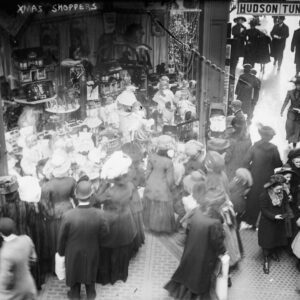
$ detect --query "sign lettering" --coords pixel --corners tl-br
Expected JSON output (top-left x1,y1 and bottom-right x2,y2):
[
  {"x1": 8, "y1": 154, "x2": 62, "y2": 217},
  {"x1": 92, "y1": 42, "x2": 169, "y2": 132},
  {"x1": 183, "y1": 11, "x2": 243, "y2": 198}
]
[{"x1": 238, "y1": 1, "x2": 300, "y2": 15}]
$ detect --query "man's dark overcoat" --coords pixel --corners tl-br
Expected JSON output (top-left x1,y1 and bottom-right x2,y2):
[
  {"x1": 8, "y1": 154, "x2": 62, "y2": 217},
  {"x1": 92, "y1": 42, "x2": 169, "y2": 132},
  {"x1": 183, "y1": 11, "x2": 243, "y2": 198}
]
[{"x1": 57, "y1": 204, "x2": 108, "y2": 287}]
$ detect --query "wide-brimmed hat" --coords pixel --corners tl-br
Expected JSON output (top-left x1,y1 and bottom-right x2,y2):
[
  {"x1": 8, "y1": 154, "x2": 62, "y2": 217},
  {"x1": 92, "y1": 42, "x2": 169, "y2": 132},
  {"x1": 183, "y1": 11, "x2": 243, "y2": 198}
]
[
  {"x1": 157, "y1": 135, "x2": 176, "y2": 151},
  {"x1": 75, "y1": 180, "x2": 93, "y2": 200},
  {"x1": 235, "y1": 168, "x2": 253, "y2": 186},
  {"x1": 288, "y1": 148, "x2": 300, "y2": 160},
  {"x1": 204, "y1": 151, "x2": 225, "y2": 173},
  {"x1": 264, "y1": 174, "x2": 286, "y2": 189},
  {"x1": 183, "y1": 170, "x2": 206, "y2": 194},
  {"x1": 278, "y1": 16, "x2": 285, "y2": 20},
  {"x1": 275, "y1": 164, "x2": 296, "y2": 176},
  {"x1": 204, "y1": 188, "x2": 227, "y2": 207},
  {"x1": 185, "y1": 140, "x2": 205, "y2": 157},
  {"x1": 18, "y1": 176, "x2": 41, "y2": 203},
  {"x1": 101, "y1": 151, "x2": 132, "y2": 180},
  {"x1": 116, "y1": 90, "x2": 137, "y2": 107},
  {"x1": 122, "y1": 142, "x2": 144, "y2": 162},
  {"x1": 88, "y1": 147, "x2": 106, "y2": 165},
  {"x1": 207, "y1": 138, "x2": 230, "y2": 153},
  {"x1": 233, "y1": 16, "x2": 246, "y2": 23},
  {"x1": 258, "y1": 125, "x2": 275, "y2": 138},
  {"x1": 50, "y1": 150, "x2": 71, "y2": 178}
]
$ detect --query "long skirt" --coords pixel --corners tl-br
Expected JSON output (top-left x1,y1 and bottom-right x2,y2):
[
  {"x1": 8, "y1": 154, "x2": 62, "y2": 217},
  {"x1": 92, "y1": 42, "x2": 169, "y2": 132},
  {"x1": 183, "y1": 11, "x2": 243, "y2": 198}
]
[
  {"x1": 143, "y1": 197, "x2": 176, "y2": 234},
  {"x1": 97, "y1": 242, "x2": 136, "y2": 285},
  {"x1": 48, "y1": 218, "x2": 62, "y2": 273},
  {"x1": 132, "y1": 211, "x2": 145, "y2": 252},
  {"x1": 286, "y1": 115, "x2": 300, "y2": 144},
  {"x1": 223, "y1": 224, "x2": 241, "y2": 267},
  {"x1": 164, "y1": 280, "x2": 218, "y2": 300}
]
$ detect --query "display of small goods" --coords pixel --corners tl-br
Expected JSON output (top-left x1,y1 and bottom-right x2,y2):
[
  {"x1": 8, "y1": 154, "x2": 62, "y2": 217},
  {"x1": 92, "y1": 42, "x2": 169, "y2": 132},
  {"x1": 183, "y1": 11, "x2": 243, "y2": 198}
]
[
  {"x1": 45, "y1": 87, "x2": 80, "y2": 113},
  {"x1": 18, "y1": 80, "x2": 56, "y2": 102},
  {"x1": 5, "y1": 128, "x2": 21, "y2": 154},
  {"x1": 99, "y1": 72, "x2": 125, "y2": 97},
  {"x1": 12, "y1": 47, "x2": 47, "y2": 84},
  {"x1": 13, "y1": 47, "x2": 44, "y2": 70}
]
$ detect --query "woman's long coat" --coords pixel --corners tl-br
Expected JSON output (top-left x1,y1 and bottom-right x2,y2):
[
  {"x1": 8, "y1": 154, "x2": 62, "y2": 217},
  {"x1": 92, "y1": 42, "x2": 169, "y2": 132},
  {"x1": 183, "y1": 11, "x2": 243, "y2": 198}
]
[
  {"x1": 243, "y1": 140, "x2": 282, "y2": 226},
  {"x1": 258, "y1": 190, "x2": 288, "y2": 249},
  {"x1": 168, "y1": 209, "x2": 225, "y2": 295},
  {"x1": 281, "y1": 89, "x2": 300, "y2": 143},
  {"x1": 291, "y1": 28, "x2": 300, "y2": 65},
  {"x1": 57, "y1": 205, "x2": 108, "y2": 286}
]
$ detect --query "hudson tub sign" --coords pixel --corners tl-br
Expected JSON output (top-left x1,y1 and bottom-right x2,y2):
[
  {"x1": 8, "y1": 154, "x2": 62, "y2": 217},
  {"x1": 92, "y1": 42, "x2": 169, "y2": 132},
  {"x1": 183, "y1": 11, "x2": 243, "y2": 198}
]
[{"x1": 238, "y1": 0, "x2": 300, "y2": 15}]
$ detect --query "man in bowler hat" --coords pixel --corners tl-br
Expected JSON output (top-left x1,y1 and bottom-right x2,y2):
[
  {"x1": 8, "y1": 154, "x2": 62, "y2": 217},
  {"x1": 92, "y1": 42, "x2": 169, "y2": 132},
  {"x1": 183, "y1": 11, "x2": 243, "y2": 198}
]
[
  {"x1": 291, "y1": 20, "x2": 300, "y2": 76},
  {"x1": 271, "y1": 16, "x2": 289, "y2": 71},
  {"x1": 57, "y1": 179, "x2": 109, "y2": 300}
]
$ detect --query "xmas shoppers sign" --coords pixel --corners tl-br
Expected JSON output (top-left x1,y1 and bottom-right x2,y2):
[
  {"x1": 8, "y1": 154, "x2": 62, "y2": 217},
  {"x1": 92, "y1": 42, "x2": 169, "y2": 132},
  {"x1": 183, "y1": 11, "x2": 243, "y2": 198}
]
[
  {"x1": 17, "y1": 3, "x2": 99, "y2": 14},
  {"x1": 237, "y1": 0, "x2": 300, "y2": 15}
]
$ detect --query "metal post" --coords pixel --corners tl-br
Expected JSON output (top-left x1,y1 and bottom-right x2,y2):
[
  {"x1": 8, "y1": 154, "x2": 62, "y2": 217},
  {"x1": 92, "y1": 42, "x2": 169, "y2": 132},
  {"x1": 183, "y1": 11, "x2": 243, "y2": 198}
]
[{"x1": 0, "y1": 86, "x2": 8, "y2": 176}]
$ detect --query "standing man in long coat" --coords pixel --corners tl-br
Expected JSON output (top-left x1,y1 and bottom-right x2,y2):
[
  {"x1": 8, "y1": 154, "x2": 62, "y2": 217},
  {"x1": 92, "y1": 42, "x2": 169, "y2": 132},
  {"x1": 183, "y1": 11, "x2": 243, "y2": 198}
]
[
  {"x1": 271, "y1": 16, "x2": 289, "y2": 71},
  {"x1": 291, "y1": 20, "x2": 300, "y2": 76},
  {"x1": 243, "y1": 125, "x2": 282, "y2": 228},
  {"x1": 231, "y1": 16, "x2": 247, "y2": 72},
  {"x1": 57, "y1": 180, "x2": 109, "y2": 300},
  {"x1": 235, "y1": 64, "x2": 259, "y2": 123}
]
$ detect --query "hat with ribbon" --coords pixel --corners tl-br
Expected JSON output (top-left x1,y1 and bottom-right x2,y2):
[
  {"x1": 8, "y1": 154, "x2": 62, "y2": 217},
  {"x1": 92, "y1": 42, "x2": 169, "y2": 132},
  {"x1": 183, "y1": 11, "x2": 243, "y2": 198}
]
[
  {"x1": 18, "y1": 176, "x2": 41, "y2": 203},
  {"x1": 288, "y1": 148, "x2": 300, "y2": 160},
  {"x1": 157, "y1": 135, "x2": 176, "y2": 151},
  {"x1": 183, "y1": 170, "x2": 206, "y2": 194},
  {"x1": 185, "y1": 140, "x2": 205, "y2": 157},
  {"x1": 50, "y1": 150, "x2": 71, "y2": 178},
  {"x1": 207, "y1": 138, "x2": 230, "y2": 153},
  {"x1": 116, "y1": 90, "x2": 137, "y2": 107},
  {"x1": 204, "y1": 151, "x2": 225, "y2": 173},
  {"x1": 275, "y1": 164, "x2": 296, "y2": 176},
  {"x1": 264, "y1": 174, "x2": 286, "y2": 189},
  {"x1": 101, "y1": 151, "x2": 132, "y2": 180},
  {"x1": 235, "y1": 168, "x2": 253, "y2": 186}
]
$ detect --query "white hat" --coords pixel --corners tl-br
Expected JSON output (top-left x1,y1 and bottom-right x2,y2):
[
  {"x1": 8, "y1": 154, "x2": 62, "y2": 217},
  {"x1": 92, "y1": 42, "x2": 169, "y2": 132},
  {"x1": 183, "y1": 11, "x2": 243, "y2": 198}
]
[
  {"x1": 116, "y1": 90, "x2": 137, "y2": 107},
  {"x1": 50, "y1": 150, "x2": 71, "y2": 178},
  {"x1": 88, "y1": 147, "x2": 107, "y2": 164},
  {"x1": 18, "y1": 176, "x2": 41, "y2": 203},
  {"x1": 101, "y1": 151, "x2": 132, "y2": 180}
]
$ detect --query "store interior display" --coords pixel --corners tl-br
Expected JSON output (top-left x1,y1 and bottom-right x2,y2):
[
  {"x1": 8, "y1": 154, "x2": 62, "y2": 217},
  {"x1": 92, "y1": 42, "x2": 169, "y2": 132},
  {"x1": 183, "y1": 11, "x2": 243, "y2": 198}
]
[{"x1": 0, "y1": 5, "x2": 202, "y2": 184}]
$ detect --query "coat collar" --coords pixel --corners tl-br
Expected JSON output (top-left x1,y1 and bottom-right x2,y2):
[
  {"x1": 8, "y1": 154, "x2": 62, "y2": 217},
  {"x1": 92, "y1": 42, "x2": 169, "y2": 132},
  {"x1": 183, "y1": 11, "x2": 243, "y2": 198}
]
[{"x1": 77, "y1": 203, "x2": 91, "y2": 208}]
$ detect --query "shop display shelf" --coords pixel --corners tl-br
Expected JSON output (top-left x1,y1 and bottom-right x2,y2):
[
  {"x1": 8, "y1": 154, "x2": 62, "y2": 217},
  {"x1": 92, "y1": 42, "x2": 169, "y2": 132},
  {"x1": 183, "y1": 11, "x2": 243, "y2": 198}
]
[
  {"x1": 14, "y1": 95, "x2": 57, "y2": 105},
  {"x1": 45, "y1": 104, "x2": 80, "y2": 114}
]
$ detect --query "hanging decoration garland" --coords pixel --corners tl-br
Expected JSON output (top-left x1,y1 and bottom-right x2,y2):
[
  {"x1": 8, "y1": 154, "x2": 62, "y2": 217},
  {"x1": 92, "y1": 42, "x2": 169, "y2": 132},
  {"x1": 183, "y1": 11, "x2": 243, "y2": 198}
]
[
  {"x1": 148, "y1": 10, "x2": 252, "y2": 88},
  {"x1": 167, "y1": 10, "x2": 200, "y2": 76}
]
